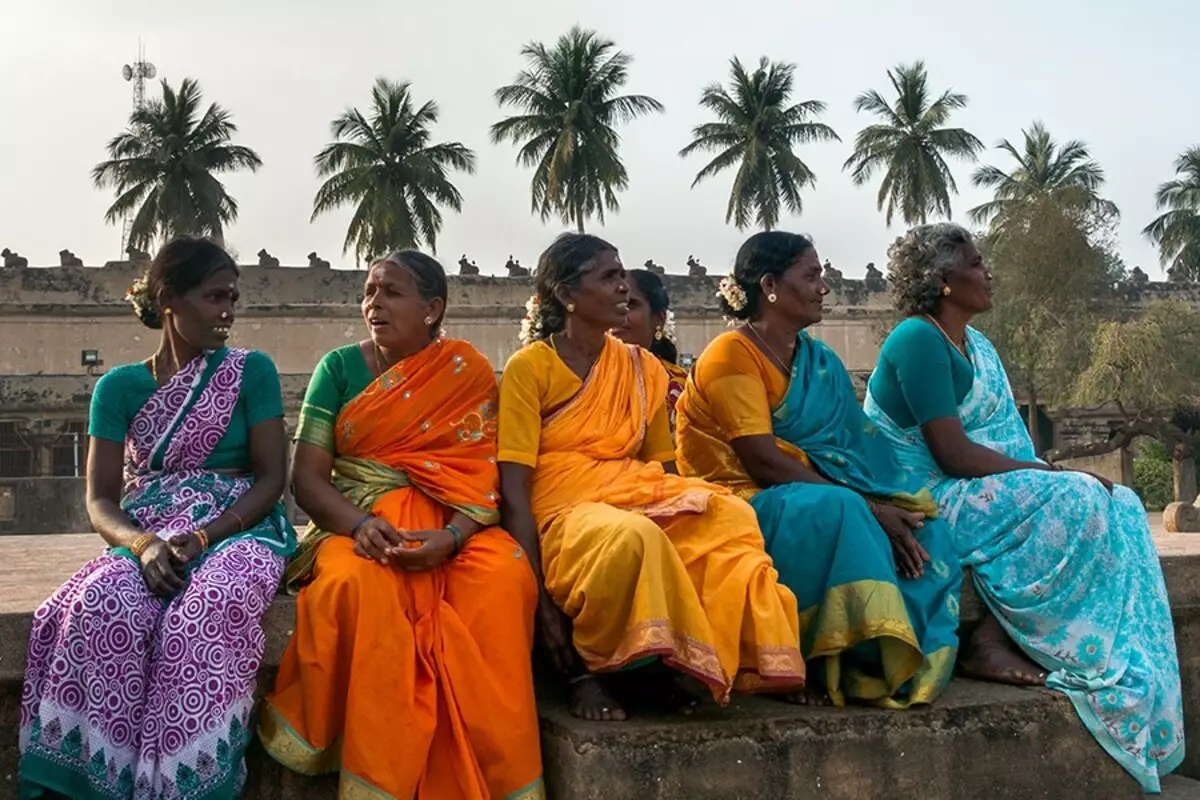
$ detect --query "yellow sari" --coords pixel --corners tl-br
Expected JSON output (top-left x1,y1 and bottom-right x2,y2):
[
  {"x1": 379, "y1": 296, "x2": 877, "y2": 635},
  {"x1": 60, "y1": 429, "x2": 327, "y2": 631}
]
[{"x1": 497, "y1": 335, "x2": 804, "y2": 699}]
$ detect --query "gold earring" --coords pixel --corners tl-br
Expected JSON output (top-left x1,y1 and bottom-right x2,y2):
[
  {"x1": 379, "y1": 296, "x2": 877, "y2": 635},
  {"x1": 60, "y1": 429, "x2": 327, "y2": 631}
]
[
  {"x1": 424, "y1": 316, "x2": 434, "y2": 325},
  {"x1": 654, "y1": 326, "x2": 665, "y2": 341},
  {"x1": 942, "y1": 286, "x2": 952, "y2": 296},
  {"x1": 566, "y1": 303, "x2": 576, "y2": 313},
  {"x1": 163, "y1": 308, "x2": 171, "y2": 315},
  {"x1": 767, "y1": 293, "x2": 778, "y2": 304}
]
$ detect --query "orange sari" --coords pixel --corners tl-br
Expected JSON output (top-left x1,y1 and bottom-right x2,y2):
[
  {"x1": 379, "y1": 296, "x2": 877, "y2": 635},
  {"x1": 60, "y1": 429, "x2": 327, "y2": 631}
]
[
  {"x1": 260, "y1": 339, "x2": 543, "y2": 800},
  {"x1": 498, "y1": 336, "x2": 804, "y2": 700}
]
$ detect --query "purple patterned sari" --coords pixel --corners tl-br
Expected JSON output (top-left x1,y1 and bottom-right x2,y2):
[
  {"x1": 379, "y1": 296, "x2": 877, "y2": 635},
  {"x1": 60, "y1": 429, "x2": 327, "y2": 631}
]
[{"x1": 19, "y1": 348, "x2": 296, "y2": 800}]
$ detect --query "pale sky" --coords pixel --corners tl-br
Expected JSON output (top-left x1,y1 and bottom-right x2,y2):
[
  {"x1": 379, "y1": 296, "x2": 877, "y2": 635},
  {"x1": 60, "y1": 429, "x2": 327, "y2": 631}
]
[{"x1": 1, "y1": 0, "x2": 1194, "y2": 277}]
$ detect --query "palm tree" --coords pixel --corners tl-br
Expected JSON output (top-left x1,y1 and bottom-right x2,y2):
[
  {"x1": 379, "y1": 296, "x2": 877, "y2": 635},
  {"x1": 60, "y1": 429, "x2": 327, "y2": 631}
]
[
  {"x1": 312, "y1": 78, "x2": 475, "y2": 262},
  {"x1": 843, "y1": 61, "x2": 983, "y2": 226},
  {"x1": 491, "y1": 26, "x2": 663, "y2": 232},
  {"x1": 679, "y1": 57, "x2": 839, "y2": 231},
  {"x1": 968, "y1": 121, "x2": 1119, "y2": 227},
  {"x1": 92, "y1": 78, "x2": 261, "y2": 250},
  {"x1": 1143, "y1": 146, "x2": 1200, "y2": 281}
]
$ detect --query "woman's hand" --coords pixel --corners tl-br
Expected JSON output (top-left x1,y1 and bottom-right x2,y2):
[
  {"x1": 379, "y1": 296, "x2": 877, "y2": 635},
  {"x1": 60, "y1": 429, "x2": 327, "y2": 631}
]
[
  {"x1": 388, "y1": 529, "x2": 457, "y2": 571},
  {"x1": 353, "y1": 516, "x2": 405, "y2": 565},
  {"x1": 1065, "y1": 468, "x2": 1114, "y2": 494},
  {"x1": 535, "y1": 591, "x2": 576, "y2": 674},
  {"x1": 139, "y1": 539, "x2": 185, "y2": 597},
  {"x1": 871, "y1": 502, "x2": 930, "y2": 580},
  {"x1": 167, "y1": 532, "x2": 205, "y2": 566}
]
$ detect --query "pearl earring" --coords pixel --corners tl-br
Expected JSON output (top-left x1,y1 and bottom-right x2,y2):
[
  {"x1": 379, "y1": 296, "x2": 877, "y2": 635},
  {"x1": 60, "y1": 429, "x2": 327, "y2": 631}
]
[
  {"x1": 767, "y1": 293, "x2": 778, "y2": 304},
  {"x1": 566, "y1": 303, "x2": 576, "y2": 313},
  {"x1": 942, "y1": 286, "x2": 952, "y2": 296}
]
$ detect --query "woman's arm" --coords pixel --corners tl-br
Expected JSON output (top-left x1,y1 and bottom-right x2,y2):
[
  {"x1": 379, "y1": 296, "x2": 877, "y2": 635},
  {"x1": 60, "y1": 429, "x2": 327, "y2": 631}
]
[
  {"x1": 292, "y1": 441, "x2": 372, "y2": 535},
  {"x1": 731, "y1": 435, "x2": 832, "y2": 488},
  {"x1": 499, "y1": 463, "x2": 542, "y2": 579},
  {"x1": 921, "y1": 417, "x2": 1052, "y2": 479},
  {"x1": 202, "y1": 418, "x2": 289, "y2": 545},
  {"x1": 86, "y1": 437, "x2": 153, "y2": 549}
]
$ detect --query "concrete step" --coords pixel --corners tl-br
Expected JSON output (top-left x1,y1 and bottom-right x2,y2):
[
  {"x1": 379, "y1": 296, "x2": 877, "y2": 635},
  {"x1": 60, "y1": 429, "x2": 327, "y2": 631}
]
[{"x1": 1164, "y1": 775, "x2": 1200, "y2": 799}]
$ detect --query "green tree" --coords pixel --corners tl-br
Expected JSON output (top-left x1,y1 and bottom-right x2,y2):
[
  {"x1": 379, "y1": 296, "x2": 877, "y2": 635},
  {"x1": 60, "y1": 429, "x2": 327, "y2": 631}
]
[
  {"x1": 491, "y1": 26, "x2": 664, "y2": 232},
  {"x1": 968, "y1": 121, "x2": 1118, "y2": 227},
  {"x1": 92, "y1": 78, "x2": 261, "y2": 250},
  {"x1": 678, "y1": 57, "x2": 839, "y2": 230},
  {"x1": 1066, "y1": 300, "x2": 1200, "y2": 505},
  {"x1": 312, "y1": 78, "x2": 475, "y2": 262},
  {"x1": 975, "y1": 197, "x2": 1117, "y2": 452},
  {"x1": 843, "y1": 61, "x2": 983, "y2": 226},
  {"x1": 1143, "y1": 146, "x2": 1200, "y2": 281}
]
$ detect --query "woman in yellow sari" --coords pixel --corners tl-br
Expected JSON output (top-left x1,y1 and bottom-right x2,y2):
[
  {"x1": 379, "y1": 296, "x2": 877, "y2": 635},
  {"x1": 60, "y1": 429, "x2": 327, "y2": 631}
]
[
  {"x1": 498, "y1": 232, "x2": 804, "y2": 722},
  {"x1": 259, "y1": 252, "x2": 543, "y2": 800}
]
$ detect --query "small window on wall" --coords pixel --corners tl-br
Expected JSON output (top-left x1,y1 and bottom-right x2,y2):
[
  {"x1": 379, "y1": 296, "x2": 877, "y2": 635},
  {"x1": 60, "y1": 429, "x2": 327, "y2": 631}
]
[
  {"x1": 50, "y1": 421, "x2": 89, "y2": 477},
  {"x1": 0, "y1": 421, "x2": 33, "y2": 478}
]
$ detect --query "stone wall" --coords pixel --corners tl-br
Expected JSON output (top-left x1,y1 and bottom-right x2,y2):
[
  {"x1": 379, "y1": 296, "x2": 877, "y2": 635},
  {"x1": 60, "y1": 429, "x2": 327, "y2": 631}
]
[
  {"x1": 0, "y1": 262, "x2": 892, "y2": 375},
  {"x1": 0, "y1": 478, "x2": 89, "y2": 534}
]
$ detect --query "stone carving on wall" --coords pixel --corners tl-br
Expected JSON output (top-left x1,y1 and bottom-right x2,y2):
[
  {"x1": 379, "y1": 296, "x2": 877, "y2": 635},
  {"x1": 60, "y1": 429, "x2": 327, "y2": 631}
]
[
  {"x1": 126, "y1": 246, "x2": 151, "y2": 264},
  {"x1": 458, "y1": 255, "x2": 480, "y2": 275},
  {"x1": 307, "y1": 252, "x2": 331, "y2": 269},
  {"x1": 864, "y1": 262, "x2": 886, "y2": 292},
  {"x1": 1129, "y1": 266, "x2": 1150, "y2": 286},
  {"x1": 1168, "y1": 265, "x2": 1189, "y2": 284},
  {"x1": 2, "y1": 248, "x2": 28, "y2": 268},
  {"x1": 257, "y1": 249, "x2": 280, "y2": 267},
  {"x1": 823, "y1": 259, "x2": 844, "y2": 289},
  {"x1": 643, "y1": 259, "x2": 665, "y2": 276},
  {"x1": 686, "y1": 255, "x2": 707, "y2": 277},
  {"x1": 505, "y1": 256, "x2": 530, "y2": 277},
  {"x1": 58, "y1": 249, "x2": 83, "y2": 267}
]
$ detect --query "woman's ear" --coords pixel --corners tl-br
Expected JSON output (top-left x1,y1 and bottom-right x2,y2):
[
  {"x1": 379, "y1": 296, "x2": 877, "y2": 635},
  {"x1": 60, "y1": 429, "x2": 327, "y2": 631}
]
[{"x1": 553, "y1": 284, "x2": 573, "y2": 309}]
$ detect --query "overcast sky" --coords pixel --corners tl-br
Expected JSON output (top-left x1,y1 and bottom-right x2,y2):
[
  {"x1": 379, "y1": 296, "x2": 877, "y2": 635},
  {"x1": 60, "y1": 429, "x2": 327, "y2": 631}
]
[{"x1": 1, "y1": 0, "x2": 1194, "y2": 277}]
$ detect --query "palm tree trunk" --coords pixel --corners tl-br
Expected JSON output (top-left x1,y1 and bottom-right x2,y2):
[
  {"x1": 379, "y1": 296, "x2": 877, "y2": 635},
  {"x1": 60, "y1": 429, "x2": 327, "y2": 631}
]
[{"x1": 575, "y1": 209, "x2": 585, "y2": 234}]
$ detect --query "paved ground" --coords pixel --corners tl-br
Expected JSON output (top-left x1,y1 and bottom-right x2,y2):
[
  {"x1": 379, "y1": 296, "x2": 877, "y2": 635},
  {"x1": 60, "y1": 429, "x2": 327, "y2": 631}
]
[{"x1": 0, "y1": 513, "x2": 1191, "y2": 614}]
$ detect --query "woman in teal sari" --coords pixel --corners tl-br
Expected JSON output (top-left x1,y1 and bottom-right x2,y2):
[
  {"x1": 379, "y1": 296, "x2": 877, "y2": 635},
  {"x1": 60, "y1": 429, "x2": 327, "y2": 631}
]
[
  {"x1": 675, "y1": 231, "x2": 960, "y2": 706},
  {"x1": 865, "y1": 222, "x2": 1182, "y2": 791}
]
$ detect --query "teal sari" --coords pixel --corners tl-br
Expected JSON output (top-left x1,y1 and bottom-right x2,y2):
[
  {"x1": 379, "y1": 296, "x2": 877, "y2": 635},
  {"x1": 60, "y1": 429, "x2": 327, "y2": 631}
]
[{"x1": 749, "y1": 331, "x2": 960, "y2": 706}]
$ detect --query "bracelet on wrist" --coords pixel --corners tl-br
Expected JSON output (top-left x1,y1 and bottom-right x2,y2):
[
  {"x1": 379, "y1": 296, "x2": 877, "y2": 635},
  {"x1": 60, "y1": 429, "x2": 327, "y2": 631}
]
[
  {"x1": 350, "y1": 514, "x2": 373, "y2": 535},
  {"x1": 193, "y1": 529, "x2": 210, "y2": 550},
  {"x1": 445, "y1": 522, "x2": 466, "y2": 552},
  {"x1": 130, "y1": 533, "x2": 157, "y2": 557}
]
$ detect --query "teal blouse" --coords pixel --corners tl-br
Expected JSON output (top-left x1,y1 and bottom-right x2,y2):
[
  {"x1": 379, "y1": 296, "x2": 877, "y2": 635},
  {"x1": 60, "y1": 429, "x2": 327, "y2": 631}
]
[
  {"x1": 88, "y1": 349, "x2": 284, "y2": 471},
  {"x1": 294, "y1": 344, "x2": 376, "y2": 453},
  {"x1": 869, "y1": 317, "x2": 974, "y2": 429}
]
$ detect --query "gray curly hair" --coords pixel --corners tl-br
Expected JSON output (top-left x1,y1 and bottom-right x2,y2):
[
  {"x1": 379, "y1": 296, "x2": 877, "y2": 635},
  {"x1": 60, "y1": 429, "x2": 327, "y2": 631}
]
[{"x1": 886, "y1": 223, "x2": 975, "y2": 316}]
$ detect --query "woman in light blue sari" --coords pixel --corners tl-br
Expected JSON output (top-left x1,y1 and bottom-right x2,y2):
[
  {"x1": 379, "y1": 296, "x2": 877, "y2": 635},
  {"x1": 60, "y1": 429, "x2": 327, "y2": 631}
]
[
  {"x1": 864, "y1": 222, "x2": 1182, "y2": 792},
  {"x1": 676, "y1": 231, "x2": 960, "y2": 707}
]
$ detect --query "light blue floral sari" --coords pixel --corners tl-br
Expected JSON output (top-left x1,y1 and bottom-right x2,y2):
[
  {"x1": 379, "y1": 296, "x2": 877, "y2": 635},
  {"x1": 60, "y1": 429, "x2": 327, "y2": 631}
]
[
  {"x1": 864, "y1": 326, "x2": 1183, "y2": 792},
  {"x1": 749, "y1": 331, "x2": 961, "y2": 707}
]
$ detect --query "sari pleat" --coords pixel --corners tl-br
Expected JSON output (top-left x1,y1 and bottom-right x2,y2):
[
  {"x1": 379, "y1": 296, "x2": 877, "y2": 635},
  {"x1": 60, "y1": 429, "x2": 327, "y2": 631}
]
[{"x1": 260, "y1": 339, "x2": 543, "y2": 800}]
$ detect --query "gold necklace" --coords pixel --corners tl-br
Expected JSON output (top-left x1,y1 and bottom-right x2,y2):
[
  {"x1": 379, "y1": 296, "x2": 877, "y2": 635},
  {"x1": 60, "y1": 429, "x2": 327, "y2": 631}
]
[
  {"x1": 925, "y1": 315, "x2": 968, "y2": 358},
  {"x1": 746, "y1": 322, "x2": 793, "y2": 374}
]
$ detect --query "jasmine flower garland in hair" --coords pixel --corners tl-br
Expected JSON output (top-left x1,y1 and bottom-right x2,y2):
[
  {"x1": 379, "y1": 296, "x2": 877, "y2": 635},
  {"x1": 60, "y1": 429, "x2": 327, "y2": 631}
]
[
  {"x1": 662, "y1": 309, "x2": 677, "y2": 342},
  {"x1": 125, "y1": 273, "x2": 151, "y2": 317},
  {"x1": 519, "y1": 295, "x2": 542, "y2": 346},
  {"x1": 717, "y1": 275, "x2": 747, "y2": 321}
]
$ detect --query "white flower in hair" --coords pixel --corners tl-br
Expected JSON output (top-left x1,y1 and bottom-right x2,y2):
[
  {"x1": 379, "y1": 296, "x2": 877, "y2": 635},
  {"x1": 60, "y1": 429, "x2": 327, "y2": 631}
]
[
  {"x1": 662, "y1": 309, "x2": 677, "y2": 343},
  {"x1": 125, "y1": 273, "x2": 151, "y2": 317},
  {"x1": 717, "y1": 275, "x2": 747, "y2": 312},
  {"x1": 518, "y1": 294, "x2": 543, "y2": 346}
]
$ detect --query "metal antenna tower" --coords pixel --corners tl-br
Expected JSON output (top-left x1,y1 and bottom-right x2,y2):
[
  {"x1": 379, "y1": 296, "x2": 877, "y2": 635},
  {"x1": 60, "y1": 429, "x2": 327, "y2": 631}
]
[{"x1": 119, "y1": 41, "x2": 156, "y2": 258}]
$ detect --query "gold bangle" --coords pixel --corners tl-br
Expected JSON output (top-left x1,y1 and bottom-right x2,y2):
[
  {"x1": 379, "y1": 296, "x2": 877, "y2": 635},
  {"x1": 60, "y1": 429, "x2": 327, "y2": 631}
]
[
  {"x1": 129, "y1": 533, "x2": 157, "y2": 557},
  {"x1": 228, "y1": 510, "x2": 245, "y2": 532},
  {"x1": 194, "y1": 529, "x2": 210, "y2": 550}
]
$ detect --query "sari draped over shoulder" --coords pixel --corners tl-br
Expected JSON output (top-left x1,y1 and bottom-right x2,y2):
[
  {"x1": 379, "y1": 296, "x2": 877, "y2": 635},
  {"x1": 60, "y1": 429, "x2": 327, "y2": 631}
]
[
  {"x1": 865, "y1": 327, "x2": 1184, "y2": 790},
  {"x1": 677, "y1": 331, "x2": 960, "y2": 707},
  {"x1": 501, "y1": 336, "x2": 804, "y2": 700},
  {"x1": 261, "y1": 339, "x2": 544, "y2": 800},
  {"x1": 21, "y1": 348, "x2": 293, "y2": 800}
]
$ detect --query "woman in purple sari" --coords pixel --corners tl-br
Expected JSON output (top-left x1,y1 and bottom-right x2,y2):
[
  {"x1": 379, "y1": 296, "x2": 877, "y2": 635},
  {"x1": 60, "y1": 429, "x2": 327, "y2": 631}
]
[{"x1": 19, "y1": 237, "x2": 296, "y2": 800}]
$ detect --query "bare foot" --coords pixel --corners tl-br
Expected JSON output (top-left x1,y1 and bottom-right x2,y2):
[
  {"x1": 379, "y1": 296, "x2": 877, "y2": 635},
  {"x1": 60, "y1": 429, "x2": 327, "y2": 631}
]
[
  {"x1": 959, "y1": 614, "x2": 1047, "y2": 687},
  {"x1": 569, "y1": 675, "x2": 627, "y2": 722},
  {"x1": 781, "y1": 687, "x2": 832, "y2": 706}
]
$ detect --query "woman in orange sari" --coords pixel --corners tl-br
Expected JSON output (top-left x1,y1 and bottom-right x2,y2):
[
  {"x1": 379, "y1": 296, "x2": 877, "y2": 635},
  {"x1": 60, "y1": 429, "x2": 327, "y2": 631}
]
[
  {"x1": 498, "y1": 233, "x2": 804, "y2": 722},
  {"x1": 259, "y1": 252, "x2": 543, "y2": 800},
  {"x1": 612, "y1": 268, "x2": 687, "y2": 432}
]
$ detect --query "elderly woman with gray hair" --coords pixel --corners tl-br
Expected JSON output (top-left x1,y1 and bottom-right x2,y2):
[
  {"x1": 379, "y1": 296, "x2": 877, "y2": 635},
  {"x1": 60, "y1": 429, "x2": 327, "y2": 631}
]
[{"x1": 863, "y1": 222, "x2": 1182, "y2": 792}]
